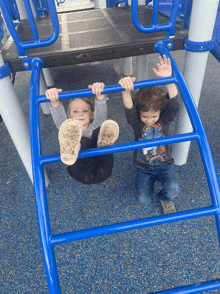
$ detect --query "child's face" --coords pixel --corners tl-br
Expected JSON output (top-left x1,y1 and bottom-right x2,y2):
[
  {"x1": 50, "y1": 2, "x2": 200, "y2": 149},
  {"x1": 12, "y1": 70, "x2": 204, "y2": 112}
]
[
  {"x1": 140, "y1": 109, "x2": 161, "y2": 128},
  {"x1": 69, "y1": 98, "x2": 94, "y2": 130}
]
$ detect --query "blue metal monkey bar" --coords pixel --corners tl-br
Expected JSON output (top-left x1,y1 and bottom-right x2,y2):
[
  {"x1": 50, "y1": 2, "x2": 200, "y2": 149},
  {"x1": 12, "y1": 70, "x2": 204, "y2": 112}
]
[{"x1": 24, "y1": 40, "x2": 220, "y2": 293}]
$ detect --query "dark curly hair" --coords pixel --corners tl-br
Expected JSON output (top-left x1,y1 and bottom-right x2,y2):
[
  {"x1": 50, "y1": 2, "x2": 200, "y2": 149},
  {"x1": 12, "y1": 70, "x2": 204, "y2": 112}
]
[
  {"x1": 134, "y1": 86, "x2": 168, "y2": 112},
  {"x1": 67, "y1": 97, "x2": 94, "y2": 122}
]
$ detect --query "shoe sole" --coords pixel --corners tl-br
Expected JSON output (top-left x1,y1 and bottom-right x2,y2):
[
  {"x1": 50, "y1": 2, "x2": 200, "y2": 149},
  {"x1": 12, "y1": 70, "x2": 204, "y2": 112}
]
[
  {"x1": 98, "y1": 120, "x2": 119, "y2": 147},
  {"x1": 58, "y1": 119, "x2": 82, "y2": 165},
  {"x1": 160, "y1": 200, "x2": 176, "y2": 214}
]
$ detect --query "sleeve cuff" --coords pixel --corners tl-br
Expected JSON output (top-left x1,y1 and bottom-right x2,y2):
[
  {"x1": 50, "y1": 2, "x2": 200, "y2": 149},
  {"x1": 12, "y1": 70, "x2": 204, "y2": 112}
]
[{"x1": 95, "y1": 96, "x2": 107, "y2": 104}]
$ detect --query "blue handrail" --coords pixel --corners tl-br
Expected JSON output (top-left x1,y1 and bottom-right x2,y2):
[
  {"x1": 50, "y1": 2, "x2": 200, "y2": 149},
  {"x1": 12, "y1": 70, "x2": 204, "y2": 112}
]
[
  {"x1": 31, "y1": 0, "x2": 49, "y2": 17},
  {"x1": 5, "y1": 0, "x2": 20, "y2": 22},
  {"x1": 131, "y1": 0, "x2": 180, "y2": 38},
  {"x1": 0, "y1": 0, "x2": 59, "y2": 57},
  {"x1": 25, "y1": 40, "x2": 220, "y2": 293}
]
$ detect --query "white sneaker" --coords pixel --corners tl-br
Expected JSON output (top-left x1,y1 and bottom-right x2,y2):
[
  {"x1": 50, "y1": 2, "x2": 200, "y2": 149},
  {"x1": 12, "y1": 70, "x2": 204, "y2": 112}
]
[
  {"x1": 97, "y1": 120, "x2": 119, "y2": 147},
  {"x1": 58, "y1": 119, "x2": 82, "y2": 165}
]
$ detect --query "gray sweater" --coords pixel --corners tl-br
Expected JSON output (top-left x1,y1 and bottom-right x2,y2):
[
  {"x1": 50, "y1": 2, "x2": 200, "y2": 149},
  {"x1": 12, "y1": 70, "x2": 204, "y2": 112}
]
[{"x1": 50, "y1": 97, "x2": 107, "y2": 138}]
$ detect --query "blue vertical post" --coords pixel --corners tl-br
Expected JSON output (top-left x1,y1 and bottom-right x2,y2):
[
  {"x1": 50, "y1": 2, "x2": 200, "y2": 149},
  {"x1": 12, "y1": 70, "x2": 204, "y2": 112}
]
[{"x1": 29, "y1": 58, "x2": 61, "y2": 294}]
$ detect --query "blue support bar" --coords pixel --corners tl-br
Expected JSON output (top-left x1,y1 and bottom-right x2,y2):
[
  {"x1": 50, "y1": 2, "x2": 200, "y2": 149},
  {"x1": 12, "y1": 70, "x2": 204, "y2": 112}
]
[
  {"x1": 23, "y1": 0, "x2": 39, "y2": 41},
  {"x1": 29, "y1": 58, "x2": 61, "y2": 294},
  {"x1": 0, "y1": 0, "x2": 59, "y2": 57},
  {"x1": 0, "y1": 62, "x2": 12, "y2": 79},
  {"x1": 148, "y1": 0, "x2": 193, "y2": 30},
  {"x1": 152, "y1": 0, "x2": 159, "y2": 26},
  {"x1": 39, "y1": 132, "x2": 199, "y2": 165},
  {"x1": 179, "y1": 0, "x2": 193, "y2": 29},
  {"x1": 5, "y1": 0, "x2": 20, "y2": 22},
  {"x1": 148, "y1": 279, "x2": 220, "y2": 294},
  {"x1": 31, "y1": 0, "x2": 49, "y2": 17},
  {"x1": 26, "y1": 40, "x2": 220, "y2": 293},
  {"x1": 51, "y1": 206, "x2": 218, "y2": 245},
  {"x1": 131, "y1": 0, "x2": 180, "y2": 38}
]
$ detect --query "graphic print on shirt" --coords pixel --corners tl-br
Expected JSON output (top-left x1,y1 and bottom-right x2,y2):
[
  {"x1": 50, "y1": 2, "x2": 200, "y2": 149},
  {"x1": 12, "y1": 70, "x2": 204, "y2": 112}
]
[{"x1": 136, "y1": 123, "x2": 168, "y2": 166}]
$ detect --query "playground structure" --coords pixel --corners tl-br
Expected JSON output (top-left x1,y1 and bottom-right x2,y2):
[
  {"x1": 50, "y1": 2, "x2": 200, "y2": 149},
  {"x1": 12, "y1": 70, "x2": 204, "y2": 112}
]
[{"x1": 1, "y1": 0, "x2": 220, "y2": 293}]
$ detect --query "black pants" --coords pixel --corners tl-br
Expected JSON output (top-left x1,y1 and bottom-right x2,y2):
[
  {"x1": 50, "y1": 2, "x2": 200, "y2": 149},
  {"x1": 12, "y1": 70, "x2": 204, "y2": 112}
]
[{"x1": 67, "y1": 127, "x2": 114, "y2": 185}]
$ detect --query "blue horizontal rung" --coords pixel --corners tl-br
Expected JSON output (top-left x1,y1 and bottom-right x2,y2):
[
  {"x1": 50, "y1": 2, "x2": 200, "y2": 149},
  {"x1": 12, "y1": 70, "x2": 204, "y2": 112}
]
[
  {"x1": 40, "y1": 132, "x2": 200, "y2": 166},
  {"x1": 50, "y1": 206, "x2": 218, "y2": 245},
  {"x1": 148, "y1": 279, "x2": 220, "y2": 294},
  {"x1": 38, "y1": 77, "x2": 177, "y2": 103}
]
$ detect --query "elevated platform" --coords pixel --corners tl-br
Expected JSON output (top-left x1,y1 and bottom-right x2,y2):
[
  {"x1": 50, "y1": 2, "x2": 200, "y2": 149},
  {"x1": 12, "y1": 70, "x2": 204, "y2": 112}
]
[{"x1": 1, "y1": 6, "x2": 188, "y2": 72}]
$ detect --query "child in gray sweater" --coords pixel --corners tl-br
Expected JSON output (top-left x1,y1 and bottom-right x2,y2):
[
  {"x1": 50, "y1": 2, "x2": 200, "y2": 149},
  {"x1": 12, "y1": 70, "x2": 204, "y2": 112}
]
[{"x1": 46, "y1": 83, "x2": 119, "y2": 184}]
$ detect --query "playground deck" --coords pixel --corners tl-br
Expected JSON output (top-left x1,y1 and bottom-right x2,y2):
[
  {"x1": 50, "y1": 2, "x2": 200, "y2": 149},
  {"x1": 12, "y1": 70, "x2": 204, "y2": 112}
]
[
  {"x1": 1, "y1": 48, "x2": 220, "y2": 293},
  {"x1": 1, "y1": 6, "x2": 188, "y2": 72}
]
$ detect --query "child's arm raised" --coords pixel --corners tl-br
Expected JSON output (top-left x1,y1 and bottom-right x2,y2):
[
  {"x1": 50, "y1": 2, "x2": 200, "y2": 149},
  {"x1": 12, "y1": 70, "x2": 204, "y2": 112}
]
[
  {"x1": 45, "y1": 87, "x2": 67, "y2": 129},
  {"x1": 45, "y1": 88, "x2": 62, "y2": 107},
  {"x1": 119, "y1": 76, "x2": 136, "y2": 109},
  {"x1": 152, "y1": 55, "x2": 178, "y2": 99},
  {"x1": 88, "y1": 82, "x2": 105, "y2": 100},
  {"x1": 88, "y1": 82, "x2": 107, "y2": 128}
]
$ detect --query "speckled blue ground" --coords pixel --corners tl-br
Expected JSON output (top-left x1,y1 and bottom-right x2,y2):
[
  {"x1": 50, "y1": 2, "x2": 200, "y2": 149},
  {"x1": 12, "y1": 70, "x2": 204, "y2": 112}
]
[{"x1": 1, "y1": 49, "x2": 220, "y2": 293}]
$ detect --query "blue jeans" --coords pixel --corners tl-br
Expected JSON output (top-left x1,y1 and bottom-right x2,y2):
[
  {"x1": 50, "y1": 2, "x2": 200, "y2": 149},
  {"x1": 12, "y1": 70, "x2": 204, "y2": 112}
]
[{"x1": 135, "y1": 164, "x2": 180, "y2": 205}]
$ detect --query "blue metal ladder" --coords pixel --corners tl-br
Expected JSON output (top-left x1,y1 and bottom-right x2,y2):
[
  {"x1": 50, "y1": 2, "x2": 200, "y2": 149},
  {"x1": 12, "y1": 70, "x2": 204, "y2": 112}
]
[
  {"x1": 2, "y1": 0, "x2": 220, "y2": 292},
  {"x1": 24, "y1": 39, "x2": 220, "y2": 293}
]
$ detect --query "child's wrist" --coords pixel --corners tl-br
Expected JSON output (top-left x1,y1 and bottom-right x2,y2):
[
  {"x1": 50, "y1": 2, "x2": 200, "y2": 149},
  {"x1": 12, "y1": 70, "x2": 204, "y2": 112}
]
[
  {"x1": 96, "y1": 94, "x2": 106, "y2": 100},
  {"x1": 50, "y1": 100, "x2": 60, "y2": 107},
  {"x1": 122, "y1": 91, "x2": 131, "y2": 98}
]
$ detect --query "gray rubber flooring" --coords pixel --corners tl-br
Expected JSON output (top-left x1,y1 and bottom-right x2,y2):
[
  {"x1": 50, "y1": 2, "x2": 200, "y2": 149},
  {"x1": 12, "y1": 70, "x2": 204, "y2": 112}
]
[{"x1": 1, "y1": 50, "x2": 220, "y2": 293}]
